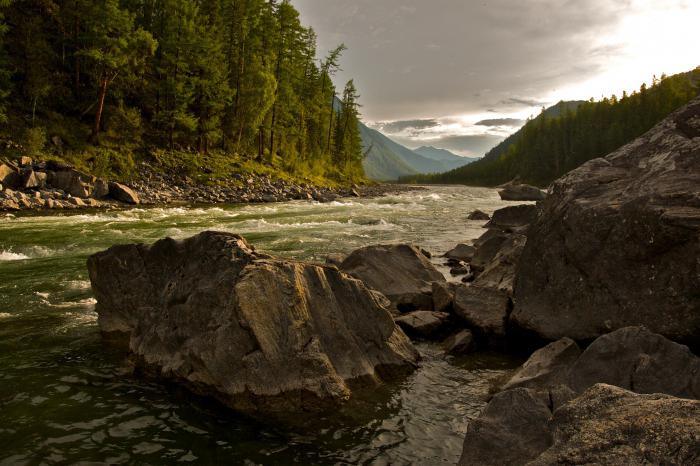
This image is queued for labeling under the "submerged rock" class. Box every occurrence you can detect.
[467,209,491,221]
[88,231,419,417]
[339,244,445,312]
[512,98,700,347]
[443,329,475,355]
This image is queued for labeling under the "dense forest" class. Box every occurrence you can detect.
[402,69,700,187]
[0,0,365,183]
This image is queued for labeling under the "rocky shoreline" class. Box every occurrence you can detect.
[83,97,700,463]
[0,157,421,212]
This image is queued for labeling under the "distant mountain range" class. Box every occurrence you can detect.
[360,124,477,180]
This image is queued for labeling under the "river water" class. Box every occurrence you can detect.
[0,186,522,465]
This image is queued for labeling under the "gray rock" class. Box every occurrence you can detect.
[529,384,700,466]
[339,244,445,312]
[512,98,700,347]
[445,243,476,262]
[87,231,419,417]
[453,285,510,339]
[568,326,700,399]
[467,209,491,221]
[443,330,475,355]
[50,168,94,198]
[21,170,47,189]
[395,311,451,340]
[458,387,554,466]
[473,234,526,294]
[502,338,581,391]
[431,281,455,313]
[450,262,471,276]
[92,178,110,199]
[484,204,538,232]
[109,182,140,204]
[324,253,346,268]
[498,183,546,201]
[470,231,510,271]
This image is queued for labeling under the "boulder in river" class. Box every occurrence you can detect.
[453,285,510,341]
[512,98,700,347]
[444,243,476,262]
[484,204,538,232]
[443,329,475,355]
[394,311,451,340]
[108,182,140,204]
[87,231,419,417]
[498,182,546,201]
[467,209,490,221]
[472,233,526,294]
[339,244,445,312]
[502,337,581,391]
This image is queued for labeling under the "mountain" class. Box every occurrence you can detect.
[359,125,475,180]
[413,146,478,170]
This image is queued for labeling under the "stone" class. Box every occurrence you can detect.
[443,330,475,355]
[512,98,700,347]
[0,163,21,189]
[339,244,445,312]
[484,204,538,232]
[453,285,510,339]
[92,179,110,199]
[470,231,510,271]
[498,182,547,201]
[444,243,476,262]
[472,234,526,294]
[457,387,554,466]
[18,156,33,167]
[467,209,490,221]
[568,326,700,399]
[50,169,94,198]
[0,199,20,210]
[529,384,700,466]
[88,231,419,417]
[68,197,86,207]
[324,253,346,268]
[450,262,470,276]
[502,338,581,391]
[431,281,455,313]
[395,311,451,340]
[109,182,140,204]
[21,170,47,189]
[351,189,361,197]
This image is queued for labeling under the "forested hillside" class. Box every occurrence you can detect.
[0,0,365,184]
[403,69,700,187]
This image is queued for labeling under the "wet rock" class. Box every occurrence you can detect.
[484,204,538,232]
[453,285,510,340]
[502,338,581,391]
[467,209,490,221]
[443,329,475,355]
[109,182,140,204]
[529,384,700,466]
[432,282,455,313]
[450,261,471,276]
[445,243,476,262]
[512,98,700,347]
[339,244,445,312]
[498,182,546,201]
[88,231,419,416]
[470,231,510,271]
[394,311,451,340]
[458,387,554,466]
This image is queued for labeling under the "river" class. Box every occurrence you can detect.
[0,186,523,465]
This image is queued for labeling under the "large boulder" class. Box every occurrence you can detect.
[502,327,700,399]
[108,182,140,204]
[394,311,451,340]
[512,98,700,347]
[530,384,700,466]
[49,168,94,198]
[453,285,510,340]
[87,231,419,416]
[444,243,476,262]
[484,204,538,232]
[0,163,21,189]
[498,182,546,201]
[467,209,491,221]
[472,233,526,294]
[339,244,445,312]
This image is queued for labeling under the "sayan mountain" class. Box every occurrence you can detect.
[360,124,476,180]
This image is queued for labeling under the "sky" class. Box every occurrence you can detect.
[294,0,700,156]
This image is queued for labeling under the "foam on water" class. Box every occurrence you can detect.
[0,250,30,261]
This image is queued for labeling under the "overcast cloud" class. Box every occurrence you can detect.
[294,0,700,156]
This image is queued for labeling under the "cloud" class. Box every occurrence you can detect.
[475,118,526,127]
[371,118,440,134]
[499,98,548,108]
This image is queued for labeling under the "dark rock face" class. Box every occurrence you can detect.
[458,388,554,466]
[498,183,546,201]
[484,204,538,232]
[339,244,445,312]
[108,182,140,204]
[467,209,491,221]
[443,330,475,355]
[87,231,419,416]
[453,286,510,340]
[0,163,21,189]
[530,384,700,466]
[512,98,700,347]
[445,243,476,262]
[431,282,455,313]
[473,234,526,294]
[502,337,581,391]
[394,311,450,340]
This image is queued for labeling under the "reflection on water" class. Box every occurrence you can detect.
[0,186,522,465]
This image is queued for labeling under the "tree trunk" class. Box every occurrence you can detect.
[92,77,108,140]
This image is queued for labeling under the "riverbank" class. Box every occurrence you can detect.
[0,157,421,212]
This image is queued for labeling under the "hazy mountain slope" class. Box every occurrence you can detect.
[413,146,477,170]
